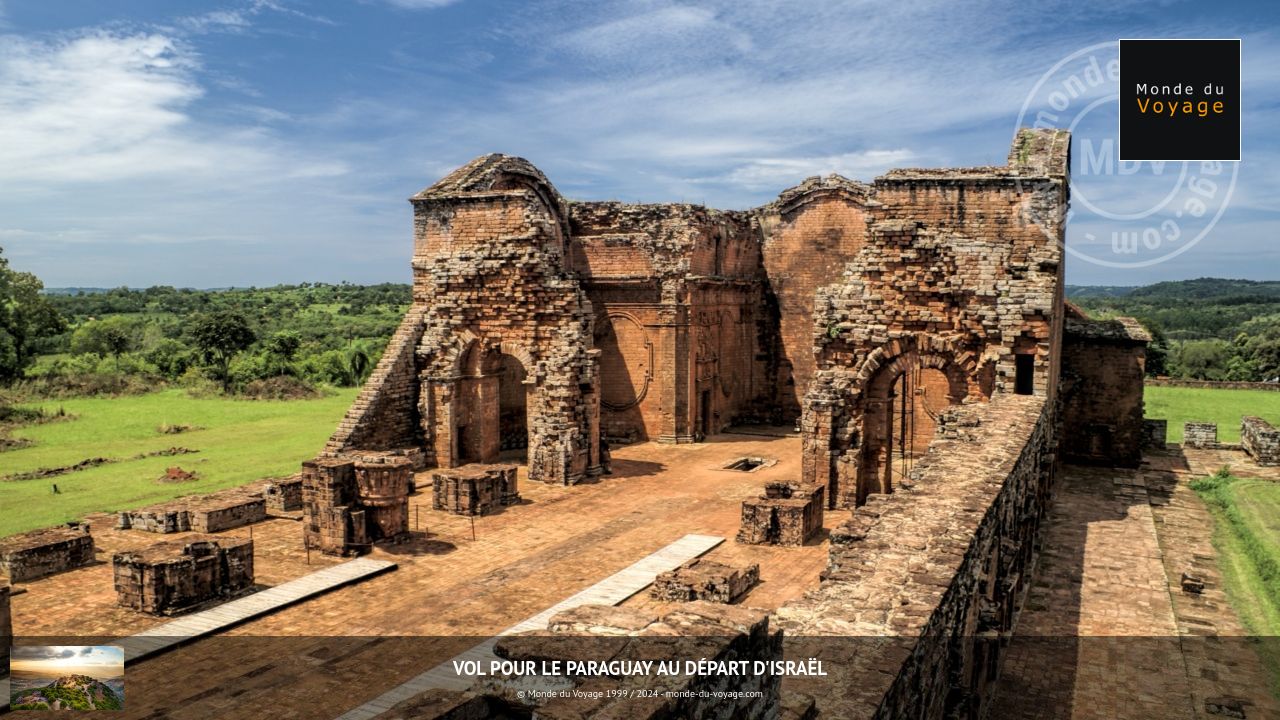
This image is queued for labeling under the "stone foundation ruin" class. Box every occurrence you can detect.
[113,535,254,615]
[0,523,95,582]
[430,464,520,516]
[117,492,266,534]
[302,452,412,555]
[650,558,759,603]
[263,477,304,511]
[1241,416,1280,466]
[737,481,826,546]
[1184,422,1220,449]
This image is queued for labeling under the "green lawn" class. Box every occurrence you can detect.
[1191,472,1280,696]
[0,388,357,537]
[1145,384,1280,443]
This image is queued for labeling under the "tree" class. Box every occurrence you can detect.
[264,331,302,376]
[0,248,65,384]
[190,311,256,392]
[70,316,139,369]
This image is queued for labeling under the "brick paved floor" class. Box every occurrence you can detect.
[991,450,1280,719]
[8,433,835,719]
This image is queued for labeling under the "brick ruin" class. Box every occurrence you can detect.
[1184,422,1220,449]
[1060,309,1150,466]
[322,129,1140,507]
[737,481,825,546]
[1,582,11,659]
[301,128,1165,717]
[650,558,760,604]
[1241,416,1280,466]
[263,476,304,511]
[431,463,520,516]
[0,523,95,582]
[113,535,254,615]
[302,452,413,555]
[117,491,266,534]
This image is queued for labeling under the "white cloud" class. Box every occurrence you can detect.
[381,0,462,9]
[0,31,346,186]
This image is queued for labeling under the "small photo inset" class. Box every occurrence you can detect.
[9,645,124,711]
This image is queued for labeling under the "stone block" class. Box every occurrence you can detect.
[431,464,520,516]
[1241,416,1280,466]
[1143,419,1168,448]
[113,535,254,615]
[0,524,95,582]
[737,482,824,546]
[264,477,304,511]
[650,558,759,603]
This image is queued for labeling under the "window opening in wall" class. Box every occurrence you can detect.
[1015,354,1035,396]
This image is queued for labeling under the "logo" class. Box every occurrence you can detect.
[1015,41,1237,269]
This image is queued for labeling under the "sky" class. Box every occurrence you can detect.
[0,0,1277,288]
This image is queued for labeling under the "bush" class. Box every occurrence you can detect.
[240,376,326,400]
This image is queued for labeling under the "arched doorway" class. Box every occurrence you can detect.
[496,353,529,460]
[860,356,967,503]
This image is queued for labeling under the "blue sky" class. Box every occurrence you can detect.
[0,0,1277,288]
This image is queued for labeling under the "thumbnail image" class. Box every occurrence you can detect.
[9,646,124,711]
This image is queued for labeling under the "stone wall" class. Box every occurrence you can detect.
[1143,419,1168,448]
[1148,378,1280,391]
[650,558,759,603]
[1184,422,1219,448]
[776,394,1056,720]
[737,481,825,546]
[801,129,1069,508]
[0,524,95,582]
[263,477,304,511]
[756,177,873,421]
[1241,416,1280,466]
[1060,315,1150,467]
[118,492,265,534]
[113,536,254,615]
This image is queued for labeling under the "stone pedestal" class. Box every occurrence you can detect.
[431,464,520,516]
[303,453,411,556]
[737,481,824,546]
[264,477,304,511]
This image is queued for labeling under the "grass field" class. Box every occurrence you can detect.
[1191,471,1280,695]
[1145,384,1280,443]
[0,388,357,537]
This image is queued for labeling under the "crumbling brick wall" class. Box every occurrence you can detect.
[756,176,873,421]
[801,129,1069,508]
[431,464,519,516]
[569,202,771,442]
[113,536,254,615]
[412,156,600,484]
[0,524,95,582]
[776,394,1057,720]
[1060,314,1150,467]
[1242,416,1280,466]
[1,583,12,659]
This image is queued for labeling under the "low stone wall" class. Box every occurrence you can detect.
[372,602,792,720]
[1148,378,1280,391]
[0,524,96,582]
[118,493,265,534]
[263,477,304,511]
[737,481,824,546]
[431,464,520,516]
[650,558,759,603]
[113,535,254,615]
[774,394,1055,719]
[1142,419,1168,448]
[1242,416,1280,466]
[1184,422,1219,449]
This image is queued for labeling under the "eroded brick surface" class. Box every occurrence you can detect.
[0,524,95,582]
[113,535,254,615]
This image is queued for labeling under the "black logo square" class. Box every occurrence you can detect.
[1119,39,1240,161]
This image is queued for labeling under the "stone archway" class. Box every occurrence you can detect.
[858,352,970,502]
